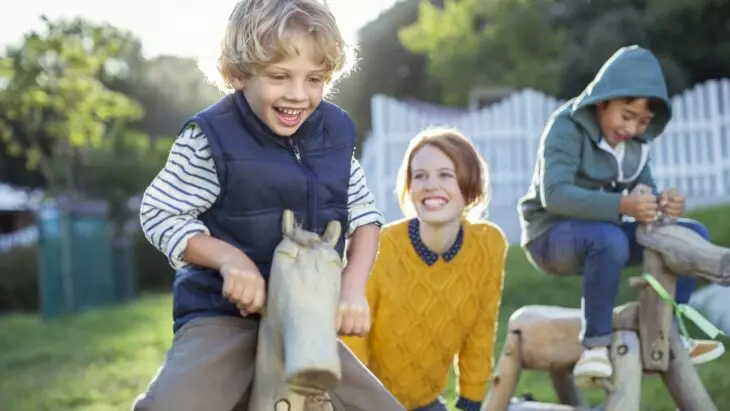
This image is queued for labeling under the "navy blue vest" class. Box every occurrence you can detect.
[171,91,354,332]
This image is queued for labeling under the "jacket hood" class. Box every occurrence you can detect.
[571,45,672,142]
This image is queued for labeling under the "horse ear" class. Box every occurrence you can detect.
[282,209,295,236]
[322,220,341,248]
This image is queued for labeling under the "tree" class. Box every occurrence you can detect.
[644,0,730,87]
[0,16,143,195]
[332,0,433,150]
[399,0,566,106]
[550,0,689,99]
[399,0,730,105]
[133,55,222,138]
[81,131,173,232]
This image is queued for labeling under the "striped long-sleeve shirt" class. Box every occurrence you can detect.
[140,123,384,270]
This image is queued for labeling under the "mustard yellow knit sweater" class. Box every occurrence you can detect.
[342,218,507,409]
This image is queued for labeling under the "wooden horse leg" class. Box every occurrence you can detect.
[661,329,718,411]
[604,330,642,411]
[483,330,524,411]
[637,249,675,372]
[549,369,588,409]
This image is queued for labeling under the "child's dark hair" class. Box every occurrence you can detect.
[624,97,664,114]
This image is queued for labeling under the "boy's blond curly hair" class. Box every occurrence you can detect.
[203,0,355,94]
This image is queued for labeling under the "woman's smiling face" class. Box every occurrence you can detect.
[409,144,466,226]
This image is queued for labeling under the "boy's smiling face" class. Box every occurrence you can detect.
[596,98,655,147]
[241,33,327,137]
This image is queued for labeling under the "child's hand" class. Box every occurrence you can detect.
[220,262,266,316]
[621,184,657,223]
[621,192,658,223]
[336,285,371,337]
[659,188,685,218]
[633,194,659,223]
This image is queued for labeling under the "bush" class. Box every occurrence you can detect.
[133,229,174,292]
[0,246,38,312]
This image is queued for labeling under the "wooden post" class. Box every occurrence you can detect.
[637,248,675,372]
[604,330,642,411]
[548,369,588,409]
[483,330,523,411]
[661,329,718,411]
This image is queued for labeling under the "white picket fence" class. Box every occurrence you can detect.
[361,78,730,244]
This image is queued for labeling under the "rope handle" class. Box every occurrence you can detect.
[641,273,725,342]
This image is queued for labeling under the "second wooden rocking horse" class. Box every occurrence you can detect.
[484,214,730,411]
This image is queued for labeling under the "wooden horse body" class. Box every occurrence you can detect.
[248,210,343,411]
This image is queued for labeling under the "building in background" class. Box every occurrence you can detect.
[0,184,41,251]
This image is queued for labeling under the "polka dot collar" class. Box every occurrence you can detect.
[407,218,464,266]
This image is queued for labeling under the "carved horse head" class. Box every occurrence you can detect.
[263,209,343,395]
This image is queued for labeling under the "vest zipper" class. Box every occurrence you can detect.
[289,137,317,231]
[292,141,302,162]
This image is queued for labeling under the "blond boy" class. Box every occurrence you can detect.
[133,1,402,409]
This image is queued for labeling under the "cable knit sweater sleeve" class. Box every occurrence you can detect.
[456,224,508,407]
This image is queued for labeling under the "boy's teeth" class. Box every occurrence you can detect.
[278,108,301,115]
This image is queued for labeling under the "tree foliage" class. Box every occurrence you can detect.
[400,0,566,105]
[81,131,173,231]
[0,15,219,231]
[398,0,730,104]
[331,0,433,150]
[0,16,143,194]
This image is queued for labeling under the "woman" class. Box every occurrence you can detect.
[342,128,508,411]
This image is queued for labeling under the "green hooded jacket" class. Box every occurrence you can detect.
[518,45,672,247]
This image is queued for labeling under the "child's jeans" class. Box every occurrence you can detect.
[525,218,709,348]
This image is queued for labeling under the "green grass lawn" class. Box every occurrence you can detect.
[1,205,730,410]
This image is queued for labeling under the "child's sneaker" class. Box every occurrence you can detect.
[681,336,725,365]
[573,346,612,388]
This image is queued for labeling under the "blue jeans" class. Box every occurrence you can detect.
[525,218,710,348]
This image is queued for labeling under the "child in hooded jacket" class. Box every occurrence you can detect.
[518,45,725,385]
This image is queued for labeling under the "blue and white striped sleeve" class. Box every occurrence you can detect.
[347,157,384,236]
[139,123,221,269]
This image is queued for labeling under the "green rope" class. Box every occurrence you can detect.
[641,272,725,342]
